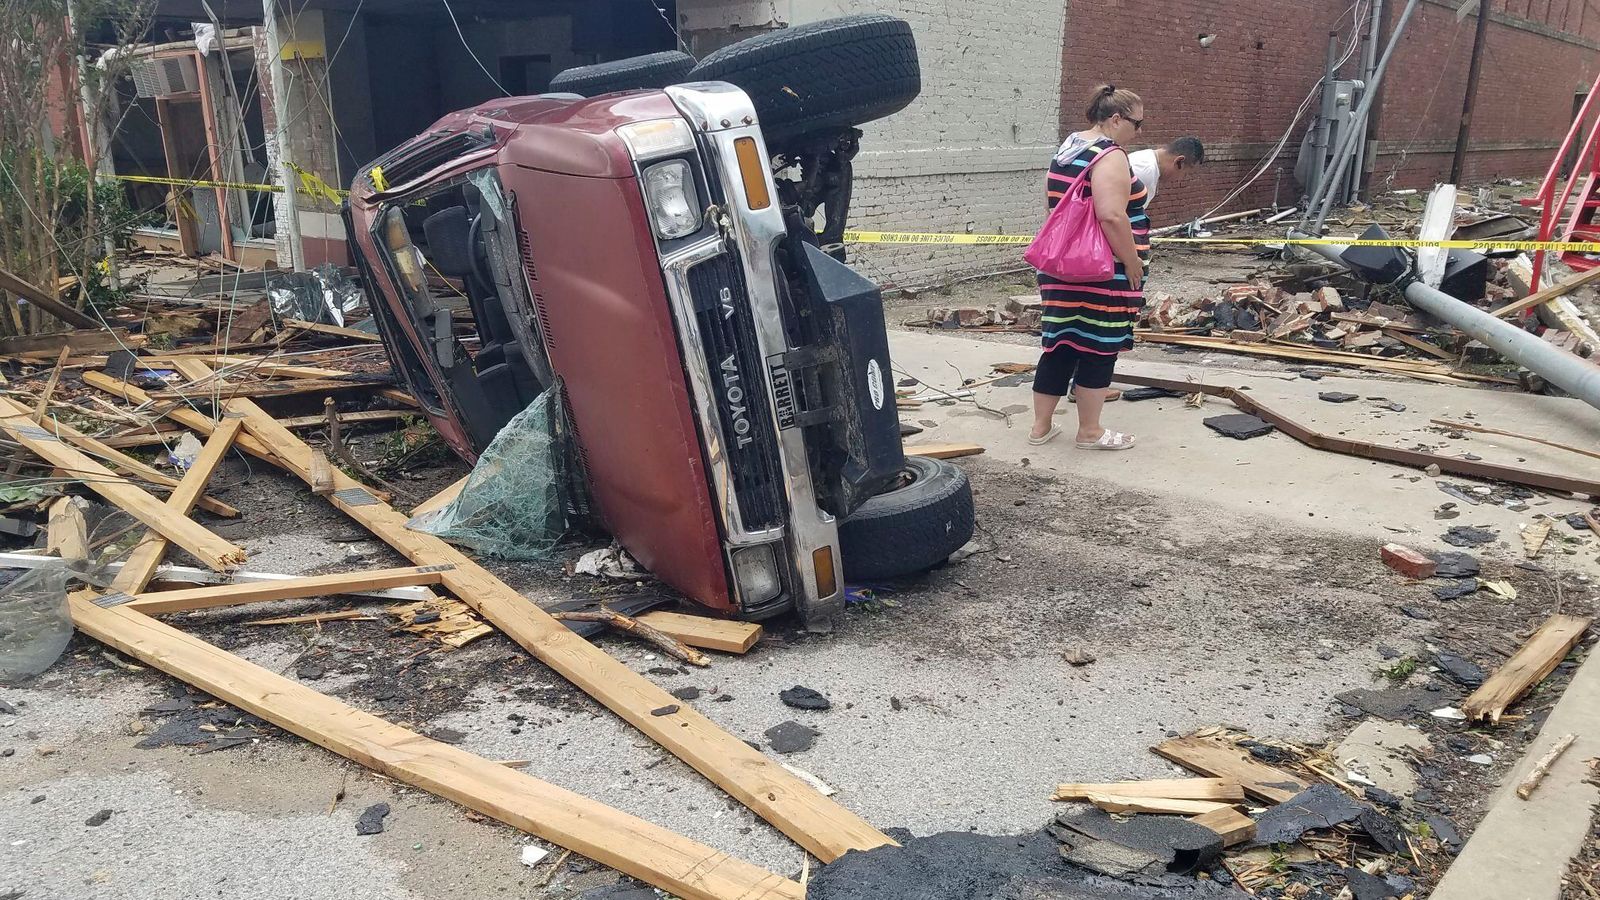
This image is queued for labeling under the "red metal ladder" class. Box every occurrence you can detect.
[1523,73,1600,288]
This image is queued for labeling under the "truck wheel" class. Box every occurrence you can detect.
[838,456,974,581]
[686,14,920,145]
[547,51,696,97]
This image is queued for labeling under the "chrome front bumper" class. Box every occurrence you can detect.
[662,83,844,627]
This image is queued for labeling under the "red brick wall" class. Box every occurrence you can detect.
[1059,0,1600,225]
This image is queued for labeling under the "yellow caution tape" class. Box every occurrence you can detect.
[110,167,349,200]
[843,230,1600,253]
[369,165,388,193]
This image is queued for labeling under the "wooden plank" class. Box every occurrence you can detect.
[281,318,384,342]
[280,409,412,430]
[81,371,280,465]
[1152,734,1310,804]
[1189,807,1257,847]
[905,443,986,460]
[1383,328,1458,361]
[66,596,804,900]
[0,328,144,356]
[1490,265,1600,319]
[30,346,72,422]
[1523,519,1554,559]
[635,611,763,655]
[110,414,246,595]
[19,406,238,518]
[127,565,451,614]
[46,498,88,560]
[0,397,245,571]
[245,610,373,626]
[1428,418,1600,463]
[151,376,388,402]
[308,450,336,496]
[1052,778,1244,803]
[1085,794,1231,816]
[410,475,467,519]
[1462,615,1593,723]
[217,390,892,862]
[0,264,102,328]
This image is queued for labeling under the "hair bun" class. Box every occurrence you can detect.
[1102,85,1116,95]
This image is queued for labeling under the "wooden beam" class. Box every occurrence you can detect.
[0,264,102,328]
[46,498,88,560]
[81,371,281,466]
[904,443,986,460]
[410,475,467,519]
[151,376,388,402]
[281,318,383,342]
[66,595,804,900]
[1382,328,1458,361]
[30,346,72,422]
[110,414,245,595]
[0,397,245,570]
[1085,794,1231,816]
[1052,778,1244,803]
[0,328,144,357]
[1189,807,1256,847]
[1152,734,1310,804]
[1429,418,1600,463]
[1462,615,1593,723]
[308,450,336,495]
[1489,265,1600,319]
[635,611,763,655]
[128,565,451,614]
[215,390,892,862]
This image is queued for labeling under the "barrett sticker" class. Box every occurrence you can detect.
[866,359,885,410]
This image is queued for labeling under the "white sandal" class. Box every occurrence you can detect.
[1075,429,1137,450]
[1028,426,1062,445]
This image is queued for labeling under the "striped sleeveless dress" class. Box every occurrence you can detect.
[1037,137,1150,355]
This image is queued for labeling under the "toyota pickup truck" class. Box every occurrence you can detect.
[345,16,973,628]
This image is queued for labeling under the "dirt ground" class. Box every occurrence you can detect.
[4,231,1600,898]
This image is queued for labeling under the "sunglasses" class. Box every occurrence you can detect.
[1119,114,1144,131]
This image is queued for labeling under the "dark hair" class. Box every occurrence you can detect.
[1167,136,1205,165]
[1086,84,1142,124]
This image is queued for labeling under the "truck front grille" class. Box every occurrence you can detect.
[688,252,785,531]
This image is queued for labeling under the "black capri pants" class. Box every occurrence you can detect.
[1032,347,1118,395]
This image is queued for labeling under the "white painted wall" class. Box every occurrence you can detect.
[679,0,1068,288]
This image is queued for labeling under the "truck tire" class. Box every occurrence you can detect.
[838,456,974,581]
[686,15,920,145]
[547,51,696,97]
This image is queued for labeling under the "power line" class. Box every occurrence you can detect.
[439,0,509,97]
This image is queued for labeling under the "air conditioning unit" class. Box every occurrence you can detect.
[129,54,202,98]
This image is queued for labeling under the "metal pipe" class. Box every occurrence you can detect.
[1349,0,1382,204]
[1292,233,1600,411]
[1308,31,1341,205]
[1307,0,1422,233]
[263,0,304,270]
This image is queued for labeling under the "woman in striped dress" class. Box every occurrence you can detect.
[1030,85,1149,451]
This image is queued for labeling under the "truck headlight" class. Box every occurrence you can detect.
[731,544,782,606]
[641,160,701,240]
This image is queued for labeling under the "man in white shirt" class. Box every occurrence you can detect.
[1127,136,1205,208]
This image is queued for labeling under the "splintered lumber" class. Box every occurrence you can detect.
[1523,519,1554,559]
[905,443,986,460]
[278,409,413,430]
[282,318,384,342]
[1428,418,1600,463]
[174,375,893,863]
[1113,375,1600,497]
[30,346,71,422]
[308,450,336,495]
[0,265,102,328]
[636,611,763,654]
[1489,265,1600,319]
[1516,733,1578,800]
[246,610,372,626]
[1153,734,1310,804]
[1462,615,1594,723]
[0,397,245,571]
[1053,778,1244,803]
[46,498,87,560]
[111,413,246,594]
[550,609,711,667]
[411,475,467,519]
[151,376,388,402]
[127,565,452,615]
[0,328,144,356]
[67,596,804,900]
[1383,328,1457,360]
[1189,807,1257,847]
[1085,794,1231,815]
[82,371,281,466]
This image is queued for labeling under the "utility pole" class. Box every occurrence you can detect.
[263,0,305,270]
[1451,0,1492,183]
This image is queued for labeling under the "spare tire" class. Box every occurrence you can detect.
[838,456,974,581]
[548,51,696,97]
[686,15,920,145]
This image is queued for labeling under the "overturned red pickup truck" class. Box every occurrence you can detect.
[345,16,973,629]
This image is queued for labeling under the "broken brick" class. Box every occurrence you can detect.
[1381,543,1437,579]
[1314,286,1344,311]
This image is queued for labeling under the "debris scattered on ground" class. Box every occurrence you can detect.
[356,802,391,835]
[779,685,832,710]
[764,721,820,754]
[1201,414,1274,440]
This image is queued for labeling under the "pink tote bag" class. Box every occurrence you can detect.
[1023,146,1122,283]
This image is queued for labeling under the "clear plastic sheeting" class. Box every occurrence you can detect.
[267,263,366,326]
[407,381,587,559]
[0,561,81,683]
